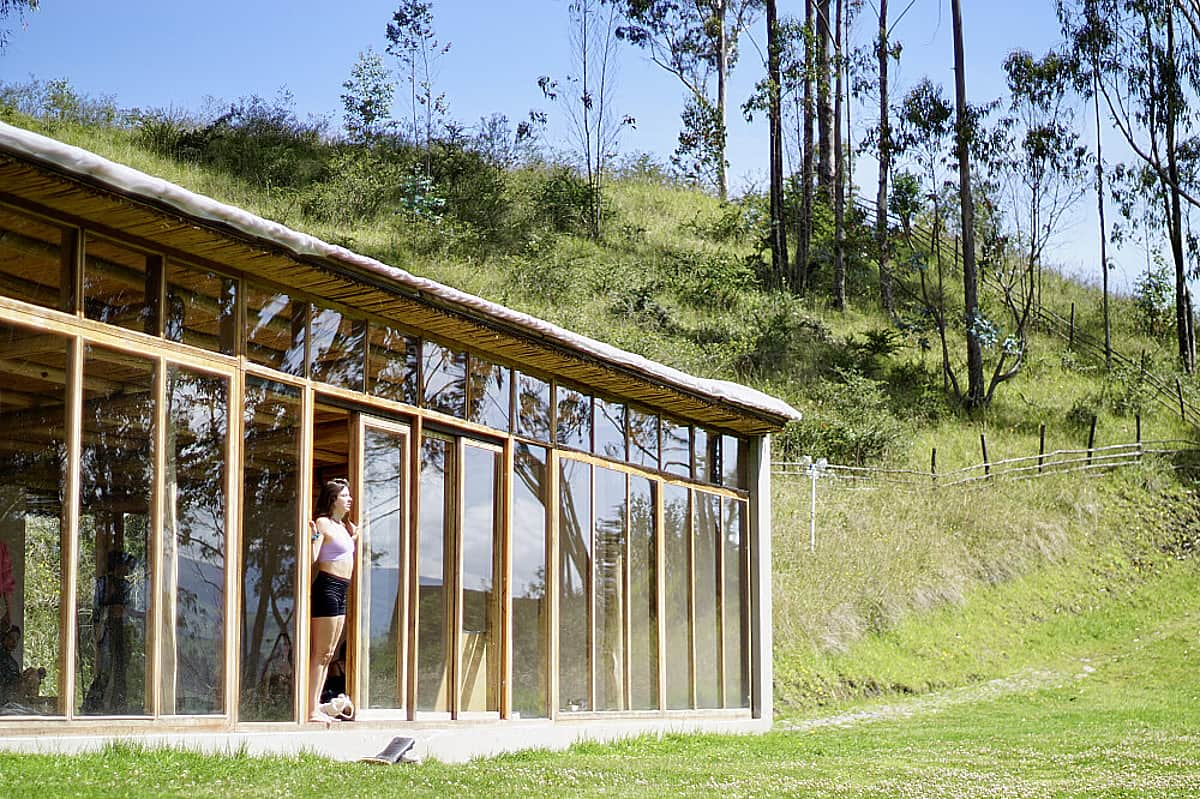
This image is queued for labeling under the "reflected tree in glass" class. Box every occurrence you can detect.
[628,476,658,710]
[723,499,749,707]
[593,466,626,711]
[466,357,510,431]
[557,458,590,712]
[693,491,721,708]
[556,388,591,452]
[368,326,420,405]
[516,372,550,442]
[663,485,691,709]
[309,306,366,391]
[511,444,547,718]
[460,445,499,712]
[417,436,452,712]
[594,399,626,461]
[361,426,407,711]
[662,420,691,479]
[423,342,466,418]
[628,409,659,471]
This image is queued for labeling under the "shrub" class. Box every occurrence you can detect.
[777,369,906,465]
[534,166,604,235]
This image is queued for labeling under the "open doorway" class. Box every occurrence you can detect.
[310,403,351,712]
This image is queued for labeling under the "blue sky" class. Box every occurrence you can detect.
[4,1,1135,291]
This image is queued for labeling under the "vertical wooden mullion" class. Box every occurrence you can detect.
[295,384,315,724]
[148,356,168,716]
[225,368,244,725]
[686,489,697,710]
[715,496,726,709]
[61,334,83,718]
[622,474,632,711]
[60,227,79,313]
[500,438,514,718]
[406,416,423,719]
[146,254,165,338]
[654,478,666,711]
[586,463,595,713]
[346,415,364,705]
[450,437,465,719]
[546,448,560,719]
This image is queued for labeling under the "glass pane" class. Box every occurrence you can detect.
[78,345,153,716]
[423,342,466,418]
[417,436,452,712]
[557,458,590,713]
[662,420,691,479]
[466,357,510,432]
[239,379,300,721]
[594,399,626,461]
[693,492,720,708]
[310,306,365,391]
[693,428,711,483]
[723,499,749,708]
[628,476,657,710]
[629,409,659,471]
[515,372,550,442]
[511,444,547,718]
[663,485,691,710]
[83,235,154,334]
[0,322,67,716]
[165,263,237,355]
[593,466,625,712]
[555,387,591,452]
[361,426,407,711]
[722,435,744,489]
[163,367,228,715]
[245,283,306,376]
[368,326,419,405]
[0,204,69,311]
[460,445,499,713]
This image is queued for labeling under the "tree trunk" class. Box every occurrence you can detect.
[832,0,846,310]
[716,2,729,202]
[1166,8,1195,373]
[1093,67,1111,368]
[816,0,834,202]
[951,0,984,407]
[876,0,894,317]
[796,0,816,293]
[766,0,788,285]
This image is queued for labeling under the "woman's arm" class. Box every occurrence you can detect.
[310,519,324,564]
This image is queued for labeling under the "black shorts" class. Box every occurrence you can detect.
[312,570,350,618]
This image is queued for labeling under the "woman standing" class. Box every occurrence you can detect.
[309,478,356,723]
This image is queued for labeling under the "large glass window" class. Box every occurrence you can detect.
[459,444,500,713]
[466,357,510,432]
[722,435,745,489]
[165,263,237,355]
[628,475,658,710]
[416,435,453,712]
[0,204,71,311]
[662,420,691,479]
[239,378,300,721]
[557,458,590,713]
[162,367,228,715]
[83,235,155,335]
[423,342,466,418]
[595,399,626,461]
[367,325,419,406]
[245,283,306,376]
[693,492,721,708]
[723,499,749,708]
[511,444,547,718]
[555,388,591,452]
[593,466,626,712]
[663,485,691,710]
[628,409,659,472]
[0,322,68,716]
[77,345,154,716]
[309,305,365,391]
[515,372,550,443]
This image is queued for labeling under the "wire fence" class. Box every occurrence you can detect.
[774,438,1200,491]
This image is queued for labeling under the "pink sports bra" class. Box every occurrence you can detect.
[316,521,355,563]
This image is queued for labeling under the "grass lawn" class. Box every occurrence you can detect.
[2,562,1197,799]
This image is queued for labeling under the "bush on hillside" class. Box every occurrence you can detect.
[776,369,906,465]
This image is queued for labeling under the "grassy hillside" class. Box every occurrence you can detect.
[6,98,1200,720]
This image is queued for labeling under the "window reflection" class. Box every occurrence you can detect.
[0,322,67,716]
[662,420,691,479]
[515,372,550,442]
[557,458,590,713]
[165,263,237,355]
[417,436,452,712]
[593,466,625,711]
[368,326,419,405]
[78,345,154,716]
[628,409,659,471]
[460,445,499,712]
[245,284,306,376]
[423,342,466,418]
[511,444,547,718]
[163,367,228,715]
[594,399,626,461]
[693,492,721,708]
[83,235,155,335]
[723,499,749,708]
[466,357,510,431]
[239,379,300,721]
[663,485,691,710]
[0,204,70,311]
[310,306,366,391]
[555,388,591,452]
[722,435,745,489]
[628,476,657,710]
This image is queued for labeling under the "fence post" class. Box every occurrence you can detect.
[1087,415,1097,466]
[1136,414,1142,460]
[1069,302,1075,348]
[981,432,990,478]
[931,447,937,486]
[1038,423,1046,473]
[1177,377,1187,422]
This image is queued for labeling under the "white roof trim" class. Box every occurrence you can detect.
[0,121,801,425]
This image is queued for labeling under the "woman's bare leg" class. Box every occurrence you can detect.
[309,614,346,720]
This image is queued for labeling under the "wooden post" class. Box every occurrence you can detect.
[931,447,937,485]
[980,432,990,478]
[1177,377,1187,422]
[1038,423,1046,473]
[1087,415,1097,465]
[1135,414,1142,460]
[1069,302,1075,348]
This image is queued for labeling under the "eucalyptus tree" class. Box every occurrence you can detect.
[614,0,764,200]
[1057,0,1200,372]
[386,0,451,158]
[0,0,37,50]
[341,48,395,144]
[766,0,788,282]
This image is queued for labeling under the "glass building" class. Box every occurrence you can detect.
[0,122,797,739]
